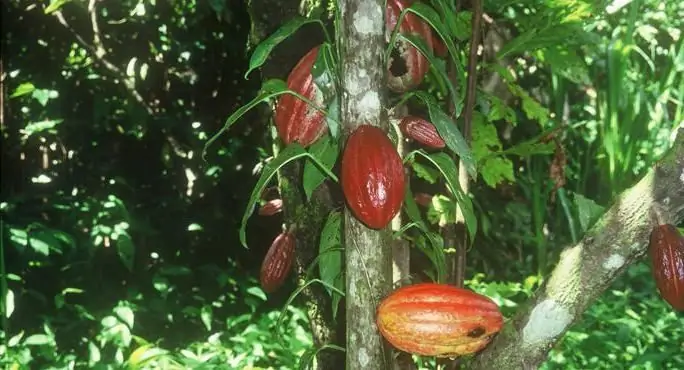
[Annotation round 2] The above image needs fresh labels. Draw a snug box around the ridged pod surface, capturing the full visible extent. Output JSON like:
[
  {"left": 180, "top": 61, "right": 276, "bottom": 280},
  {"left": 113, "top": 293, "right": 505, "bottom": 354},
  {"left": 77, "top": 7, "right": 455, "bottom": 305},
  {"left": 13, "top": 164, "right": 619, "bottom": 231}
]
[
  {"left": 386, "top": 0, "right": 434, "bottom": 92},
  {"left": 260, "top": 232, "right": 295, "bottom": 293},
  {"left": 400, "top": 116, "right": 446, "bottom": 149},
  {"left": 376, "top": 283, "right": 504, "bottom": 357},
  {"left": 649, "top": 224, "right": 684, "bottom": 311},
  {"left": 274, "top": 46, "right": 327, "bottom": 147},
  {"left": 341, "top": 125, "right": 405, "bottom": 229}
]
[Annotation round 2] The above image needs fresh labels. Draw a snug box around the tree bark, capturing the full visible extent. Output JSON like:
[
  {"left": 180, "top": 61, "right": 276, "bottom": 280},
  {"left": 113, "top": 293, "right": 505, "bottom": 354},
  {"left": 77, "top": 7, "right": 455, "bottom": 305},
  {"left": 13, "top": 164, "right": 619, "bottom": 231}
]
[
  {"left": 338, "top": 0, "right": 392, "bottom": 369},
  {"left": 246, "top": 1, "right": 343, "bottom": 369},
  {"left": 471, "top": 127, "right": 684, "bottom": 369}
]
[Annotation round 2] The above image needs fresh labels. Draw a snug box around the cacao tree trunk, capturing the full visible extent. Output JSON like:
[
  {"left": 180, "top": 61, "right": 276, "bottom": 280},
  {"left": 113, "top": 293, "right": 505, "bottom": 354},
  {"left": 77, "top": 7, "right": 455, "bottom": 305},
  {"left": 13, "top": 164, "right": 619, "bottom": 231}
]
[
  {"left": 246, "top": 1, "right": 343, "bottom": 369},
  {"left": 471, "top": 127, "right": 684, "bottom": 369},
  {"left": 338, "top": 0, "right": 393, "bottom": 368}
]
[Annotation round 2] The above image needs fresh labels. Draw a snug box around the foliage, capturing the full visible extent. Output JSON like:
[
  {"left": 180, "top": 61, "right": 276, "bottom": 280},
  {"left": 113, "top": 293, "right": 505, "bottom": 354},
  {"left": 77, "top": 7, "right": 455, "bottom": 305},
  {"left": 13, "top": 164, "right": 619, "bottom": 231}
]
[{"left": 1, "top": 0, "right": 683, "bottom": 368}]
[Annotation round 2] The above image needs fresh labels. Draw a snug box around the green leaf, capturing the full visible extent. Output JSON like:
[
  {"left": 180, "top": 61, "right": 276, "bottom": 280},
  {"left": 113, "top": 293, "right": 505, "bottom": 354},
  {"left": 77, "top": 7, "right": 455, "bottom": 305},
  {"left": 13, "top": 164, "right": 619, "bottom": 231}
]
[
  {"left": 573, "top": 193, "right": 605, "bottom": 233},
  {"left": 480, "top": 157, "right": 515, "bottom": 188},
  {"left": 32, "top": 89, "right": 51, "bottom": 106},
  {"left": 318, "top": 211, "right": 342, "bottom": 296},
  {"left": 200, "top": 305, "right": 213, "bottom": 331},
  {"left": 411, "top": 160, "right": 440, "bottom": 184},
  {"left": 45, "top": 0, "right": 71, "bottom": 14},
  {"left": 5, "top": 289, "right": 14, "bottom": 318},
  {"left": 507, "top": 83, "right": 550, "bottom": 126},
  {"left": 412, "top": 151, "right": 477, "bottom": 241},
  {"left": 303, "top": 134, "right": 339, "bottom": 200},
  {"left": 114, "top": 305, "right": 135, "bottom": 329},
  {"left": 240, "top": 144, "right": 338, "bottom": 247},
  {"left": 246, "top": 286, "right": 267, "bottom": 301},
  {"left": 331, "top": 273, "right": 344, "bottom": 319},
  {"left": 449, "top": 11, "right": 472, "bottom": 41},
  {"left": 245, "top": 17, "right": 321, "bottom": 79},
  {"left": 486, "top": 94, "right": 517, "bottom": 125},
  {"left": 403, "top": 185, "right": 423, "bottom": 226},
  {"left": 399, "top": 33, "right": 461, "bottom": 116},
  {"left": 311, "top": 43, "right": 337, "bottom": 101},
  {"left": 203, "top": 79, "right": 325, "bottom": 160},
  {"left": 24, "top": 334, "right": 52, "bottom": 346},
  {"left": 116, "top": 233, "right": 135, "bottom": 271},
  {"left": 471, "top": 112, "right": 502, "bottom": 161},
  {"left": 405, "top": 2, "right": 467, "bottom": 91},
  {"left": 499, "top": 129, "right": 557, "bottom": 157},
  {"left": 413, "top": 91, "right": 476, "bottom": 178},
  {"left": 10, "top": 82, "right": 35, "bottom": 98},
  {"left": 325, "top": 97, "right": 341, "bottom": 139}
]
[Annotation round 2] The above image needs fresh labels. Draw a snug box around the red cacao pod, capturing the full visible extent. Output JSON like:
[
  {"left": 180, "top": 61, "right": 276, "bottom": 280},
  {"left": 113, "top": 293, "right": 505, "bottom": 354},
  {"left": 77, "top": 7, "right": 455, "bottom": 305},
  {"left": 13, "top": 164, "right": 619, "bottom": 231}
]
[
  {"left": 274, "top": 46, "right": 327, "bottom": 147},
  {"left": 386, "top": 0, "right": 434, "bottom": 92},
  {"left": 400, "top": 116, "right": 446, "bottom": 149},
  {"left": 649, "top": 224, "right": 684, "bottom": 311},
  {"left": 260, "top": 232, "right": 296, "bottom": 293},
  {"left": 258, "top": 199, "right": 283, "bottom": 216},
  {"left": 377, "top": 283, "right": 503, "bottom": 357},
  {"left": 341, "top": 125, "right": 405, "bottom": 229}
]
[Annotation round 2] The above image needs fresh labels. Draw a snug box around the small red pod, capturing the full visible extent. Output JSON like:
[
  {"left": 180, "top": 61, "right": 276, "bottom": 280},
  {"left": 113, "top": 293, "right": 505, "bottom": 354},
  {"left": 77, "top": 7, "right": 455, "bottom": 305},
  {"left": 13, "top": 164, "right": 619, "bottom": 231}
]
[
  {"left": 649, "top": 224, "right": 684, "bottom": 311},
  {"left": 260, "top": 232, "right": 296, "bottom": 293},
  {"left": 400, "top": 116, "right": 446, "bottom": 149}
]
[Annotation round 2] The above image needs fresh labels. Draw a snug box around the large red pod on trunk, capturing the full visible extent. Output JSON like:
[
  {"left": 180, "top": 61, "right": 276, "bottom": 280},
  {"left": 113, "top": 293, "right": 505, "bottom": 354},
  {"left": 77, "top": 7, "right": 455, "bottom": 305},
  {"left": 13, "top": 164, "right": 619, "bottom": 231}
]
[
  {"left": 260, "top": 232, "right": 296, "bottom": 293},
  {"left": 376, "top": 283, "right": 504, "bottom": 357},
  {"left": 341, "top": 125, "right": 405, "bottom": 229},
  {"left": 649, "top": 224, "right": 684, "bottom": 311},
  {"left": 274, "top": 46, "right": 327, "bottom": 147},
  {"left": 386, "top": 0, "right": 434, "bottom": 92}
]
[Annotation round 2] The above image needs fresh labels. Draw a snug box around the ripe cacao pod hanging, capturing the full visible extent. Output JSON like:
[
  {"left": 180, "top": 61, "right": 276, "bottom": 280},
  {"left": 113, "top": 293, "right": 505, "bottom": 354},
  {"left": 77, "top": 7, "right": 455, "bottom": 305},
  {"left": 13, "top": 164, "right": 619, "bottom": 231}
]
[
  {"left": 386, "top": 0, "right": 434, "bottom": 92},
  {"left": 274, "top": 46, "right": 327, "bottom": 147},
  {"left": 376, "top": 283, "right": 504, "bottom": 357},
  {"left": 258, "top": 199, "right": 283, "bottom": 216},
  {"left": 649, "top": 224, "right": 684, "bottom": 311},
  {"left": 260, "top": 231, "right": 296, "bottom": 293},
  {"left": 341, "top": 125, "right": 405, "bottom": 229},
  {"left": 400, "top": 116, "right": 446, "bottom": 149}
]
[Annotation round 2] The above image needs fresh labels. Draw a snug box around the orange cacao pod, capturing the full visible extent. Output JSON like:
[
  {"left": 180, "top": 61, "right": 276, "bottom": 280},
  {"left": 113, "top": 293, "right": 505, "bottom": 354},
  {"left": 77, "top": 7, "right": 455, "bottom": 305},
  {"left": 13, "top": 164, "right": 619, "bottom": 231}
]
[
  {"left": 386, "top": 0, "right": 434, "bottom": 92},
  {"left": 400, "top": 116, "right": 446, "bottom": 149},
  {"left": 274, "top": 46, "right": 327, "bottom": 147},
  {"left": 377, "top": 283, "right": 504, "bottom": 357},
  {"left": 260, "top": 232, "right": 296, "bottom": 293},
  {"left": 649, "top": 224, "right": 684, "bottom": 311},
  {"left": 258, "top": 199, "right": 283, "bottom": 216},
  {"left": 341, "top": 125, "right": 405, "bottom": 229}
]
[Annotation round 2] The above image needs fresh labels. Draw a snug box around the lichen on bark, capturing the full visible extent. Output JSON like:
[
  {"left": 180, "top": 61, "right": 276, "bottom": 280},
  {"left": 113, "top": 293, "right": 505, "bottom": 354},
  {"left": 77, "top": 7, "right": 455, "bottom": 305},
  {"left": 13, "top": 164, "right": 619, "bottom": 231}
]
[
  {"left": 471, "top": 128, "right": 684, "bottom": 369},
  {"left": 339, "top": 0, "right": 393, "bottom": 369}
]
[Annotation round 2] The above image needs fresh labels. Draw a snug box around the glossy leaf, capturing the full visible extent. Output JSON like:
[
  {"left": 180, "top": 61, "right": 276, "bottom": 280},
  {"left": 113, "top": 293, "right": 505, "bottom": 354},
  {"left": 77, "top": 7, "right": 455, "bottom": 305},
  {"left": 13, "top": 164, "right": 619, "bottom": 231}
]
[{"left": 245, "top": 17, "right": 322, "bottom": 79}]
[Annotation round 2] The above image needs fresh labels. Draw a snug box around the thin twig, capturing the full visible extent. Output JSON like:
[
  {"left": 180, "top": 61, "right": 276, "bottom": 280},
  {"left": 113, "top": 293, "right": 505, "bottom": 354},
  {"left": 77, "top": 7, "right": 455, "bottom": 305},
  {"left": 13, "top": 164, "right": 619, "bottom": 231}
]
[
  {"left": 455, "top": 0, "right": 483, "bottom": 287},
  {"left": 53, "top": 6, "right": 154, "bottom": 115}
]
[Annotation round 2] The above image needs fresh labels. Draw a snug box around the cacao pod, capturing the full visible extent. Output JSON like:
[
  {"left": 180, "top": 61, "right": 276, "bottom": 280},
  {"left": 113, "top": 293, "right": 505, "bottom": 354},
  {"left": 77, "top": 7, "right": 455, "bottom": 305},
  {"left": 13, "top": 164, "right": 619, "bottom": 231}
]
[
  {"left": 260, "top": 232, "right": 296, "bottom": 293},
  {"left": 274, "top": 46, "right": 327, "bottom": 147},
  {"left": 376, "top": 283, "right": 504, "bottom": 357},
  {"left": 341, "top": 125, "right": 405, "bottom": 229},
  {"left": 259, "top": 199, "right": 283, "bottom": 216},
  {"left": 649, "top": 224, "right": 684, "bottom": 311},
  {"left": 400, "top": 116, "right": 446, "bottom": 149},
  {"left": 386, "top": 0, "right": 434, "bottom": 92}
]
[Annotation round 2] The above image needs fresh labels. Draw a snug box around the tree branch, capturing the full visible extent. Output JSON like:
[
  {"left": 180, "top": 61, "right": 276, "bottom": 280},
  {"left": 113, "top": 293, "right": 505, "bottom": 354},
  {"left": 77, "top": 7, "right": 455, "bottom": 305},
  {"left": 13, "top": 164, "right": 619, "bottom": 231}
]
[
  {"left": 471, "top": 127, "right": 684, "bottom": 369},
  {"left": 53, "top": 4, "right": 154, "bottom": 115}
]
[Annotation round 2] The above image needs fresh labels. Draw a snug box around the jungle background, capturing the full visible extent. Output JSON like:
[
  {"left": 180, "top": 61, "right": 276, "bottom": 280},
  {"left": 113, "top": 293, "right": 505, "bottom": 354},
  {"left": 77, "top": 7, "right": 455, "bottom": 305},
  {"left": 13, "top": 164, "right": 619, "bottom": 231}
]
[{"left": 1, "top": 0, "right": 683, "bottom": 369}]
